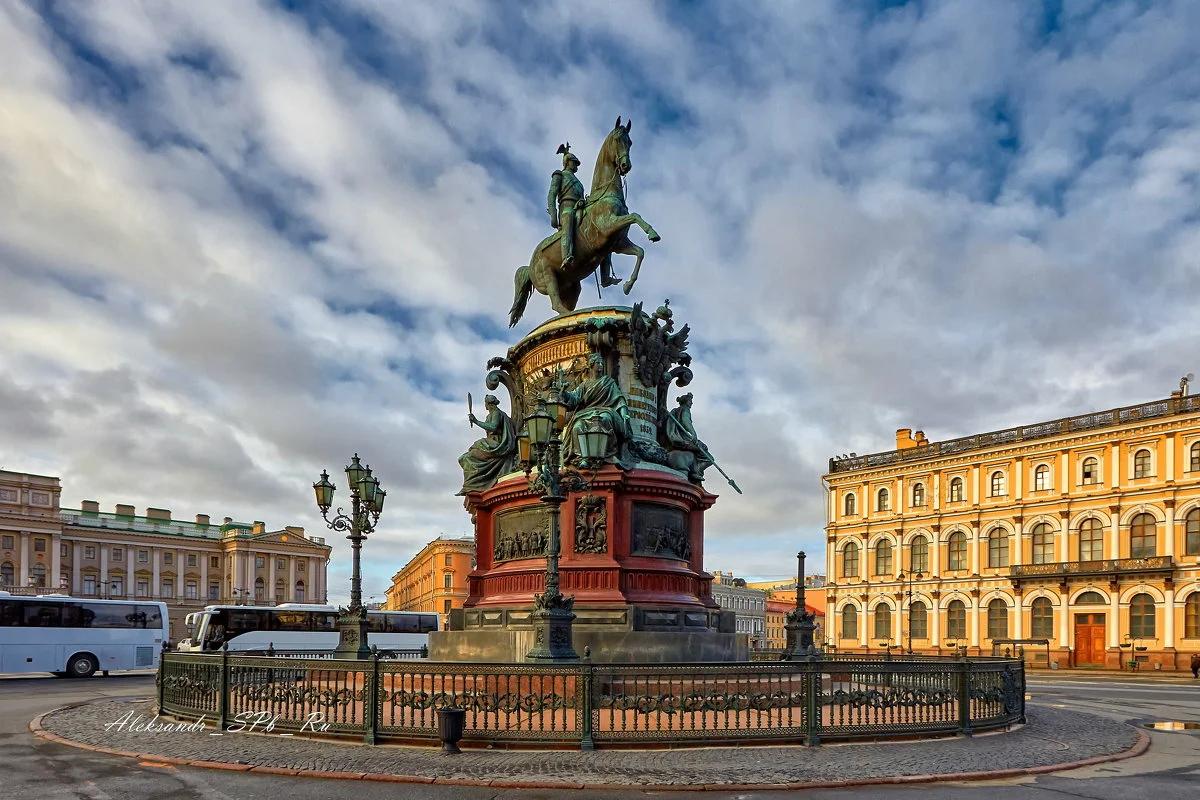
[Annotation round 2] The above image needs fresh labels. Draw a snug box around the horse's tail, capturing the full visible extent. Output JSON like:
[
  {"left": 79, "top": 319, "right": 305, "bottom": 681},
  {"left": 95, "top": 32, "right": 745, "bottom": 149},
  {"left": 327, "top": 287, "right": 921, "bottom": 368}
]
[{"left": 508, "top": 265, "right": 533, "bottom": 327}]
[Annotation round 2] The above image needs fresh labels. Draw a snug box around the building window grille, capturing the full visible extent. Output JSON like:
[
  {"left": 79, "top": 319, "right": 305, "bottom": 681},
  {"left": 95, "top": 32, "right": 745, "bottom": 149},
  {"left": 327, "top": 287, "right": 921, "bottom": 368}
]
[
  {"left": 987, "top": 599, "right": 1008, "bottom": 639},
  {"left": 1130, "top": 513, "right": 1157, "bottom": 558},
  {"left": 1129, "top": 593, "right": 1156, "bottom": 638},
  {"left": 910, "top": 536, "right": 929, "bottom": 573},
  {"left": 987, "top": 530, "right": 1010, "bottom": 568},
  {"left": 911, "top": 483, "right": 925, "bottom": 507},
  {"left": 876, "top": 488, "right": 890, "bottom": 512},
  {"left": 1031, "top": 523, "right": 1055, "bottom": 565},
  {"left": 873, "top": 603, "right": 892, "bottom": 641},
  {"left": 1133, "top": 449, "right": 1152, "bottom": 479},
  {"left": 1034, "top": 465, "right": 1050, "bottom": 491},
  {"left": 0, "top": 562, "right": 12, "bottom": 586},
  {"left": 1186, "top": 508, "right": 1200, "bottom": 556},
  {"left": 1185, "top": 594, "right": 1200, "bottom": 639},
  {"left": 909, "top": 602, "right": 928, "bottom": 639},
  {"left": 843, "top": 493, "right": 856, "bottom": 517},
  {"left": 1081, "top": 457, "right": 1099, "bottom": 484},
  {"left": 1030, "top": 597, "right": 1054, "bottom": 638},
  {"left": 947, "top": 532, "right": 968, "bottom": 570},
  {"left": 842, "top": 542, "right": 860, "bottom": 578},
  {"left": 841, "top": 606, "right": 858, "bottom": 639},
  {"left": 1190, "top": 442, "right": 1200, "bottom": 472},
  {"left": 874, "top": 540, "right": 893, "bottom": 575},
  {"left": 946, "top": 600, "right": 967, "bottom": 639},
  {"left": 948, "top": 477, "right": 964, "bottom": 502},
  {"left": 1079, "top": 518, "right": 1104, "bottom": 561},
  {"left": 990, "top": 471, "right": 1006, "bottom": 497}
]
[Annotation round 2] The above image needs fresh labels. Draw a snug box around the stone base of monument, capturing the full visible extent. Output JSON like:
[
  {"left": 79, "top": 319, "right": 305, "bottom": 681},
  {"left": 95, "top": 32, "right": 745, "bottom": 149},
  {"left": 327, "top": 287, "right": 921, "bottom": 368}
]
[{"left": 430, "top": 626, "right": 747, "bottom": 663}]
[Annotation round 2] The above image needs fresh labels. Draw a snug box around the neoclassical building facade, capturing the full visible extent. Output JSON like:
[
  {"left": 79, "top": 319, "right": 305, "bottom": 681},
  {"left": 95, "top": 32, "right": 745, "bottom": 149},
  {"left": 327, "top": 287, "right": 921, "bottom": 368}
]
[
  {"left": 823, "top": 390, "right": 1200, "bottom": 670},
  {"left": 384, "top": 535, "right": 476, "bottom": 630}
]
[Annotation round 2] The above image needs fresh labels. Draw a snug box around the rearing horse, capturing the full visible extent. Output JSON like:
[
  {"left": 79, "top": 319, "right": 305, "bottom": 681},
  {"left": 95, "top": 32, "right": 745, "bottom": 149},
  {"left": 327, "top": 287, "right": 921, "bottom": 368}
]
[{"left": 509, "top": 117, "right": 660, "bottom": 326}]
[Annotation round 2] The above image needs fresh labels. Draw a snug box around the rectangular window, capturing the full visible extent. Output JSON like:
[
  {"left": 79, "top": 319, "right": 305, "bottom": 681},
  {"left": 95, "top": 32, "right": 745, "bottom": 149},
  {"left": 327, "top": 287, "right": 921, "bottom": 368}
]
[
  {"left": 83, "top": 575, "right": 96, "bottom": 595},
  {"left": 163, "top": 553, "right": 173, "bottom": 566},
  {"left": 187, "top": 554, "right": 196, "bottom": 567},
  {"left": 135, "top": 578, "right": 149, "bottom": 598},
  {"left": 208, "top": 581, "right": 220, "bottom": 601},
  {"left": 255, "top": 556, "right": 265, "bottom": 569},
  {"left": 161, "top": 579, "right": 174, "bottom": 598},
  {"left": 1, "top": 535, "right": 12, "bottom": 550},
  {"left": 444, "top": 599, "right": 452, "bottom": 614},
  {"left": 276, "top": 558, "right": 285, "bottom": 570},
  {"left": 297, "top": 559, "right": 306, "bottom": 570},
  {"left": 137, "top": 550, "right": 148, "bottom": 563},
  {"left": 443, "top": 573, "right": 453, "bottom": 589},
  {"left": 445, "top": 554, "right": 453, "bottom": 566},
  {"left": 83, "top": 546, "right": 95, "bottom": 559},
  {"left": 110, "top": 577, "right": 124, "bottom": 596},
  {"left": 60, "top": 543, "right": 69, "bottom": 558},
  {"left": 34, "top": 538, "right": 46, "bottom": 553},
  {"left": 210, "top": 556, "right": 219, "bottom": 568},
  {"left": 111, "top": 548, "right": 123, "bottom": 562},
  {"left": 185, "top": 580, "right": 198, "bottom": 600}
]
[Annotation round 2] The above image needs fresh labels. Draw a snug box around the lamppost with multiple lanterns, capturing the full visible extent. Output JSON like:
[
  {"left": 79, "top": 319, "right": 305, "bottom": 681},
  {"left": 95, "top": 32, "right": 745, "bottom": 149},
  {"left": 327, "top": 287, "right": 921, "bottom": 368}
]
[
  {"left": 519, "top": 392, "right": 610, "bottom": 663},
  {"left": 897, "top": 569, "right": 924, "bottom": 654},
  {"left": 313, "top": 453, "right": 386, "bottom": 659}
]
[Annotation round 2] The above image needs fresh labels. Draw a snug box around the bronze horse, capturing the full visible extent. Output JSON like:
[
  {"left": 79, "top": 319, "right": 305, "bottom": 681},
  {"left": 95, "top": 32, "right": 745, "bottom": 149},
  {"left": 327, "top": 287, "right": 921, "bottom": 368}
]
[{"left": 509, "top": 117, "right": 661, "bottom": 326}]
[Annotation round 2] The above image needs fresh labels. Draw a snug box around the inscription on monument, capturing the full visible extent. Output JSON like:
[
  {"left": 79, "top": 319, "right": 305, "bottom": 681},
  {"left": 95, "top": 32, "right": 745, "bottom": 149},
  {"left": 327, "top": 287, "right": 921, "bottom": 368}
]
[
  {"left": 628, "top": 383, "right": 658, "bottom": 438},
  {"left": 494, "top": 507, "right": 549, "bottom": 563},
  {"left": 631, "top": 502, "right": 691, "bottom": 560}
]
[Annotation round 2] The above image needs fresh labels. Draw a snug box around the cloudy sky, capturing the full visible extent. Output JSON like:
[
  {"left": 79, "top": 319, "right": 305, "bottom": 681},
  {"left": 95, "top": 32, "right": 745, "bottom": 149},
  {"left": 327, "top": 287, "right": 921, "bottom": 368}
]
[{"left": 2, "top": 1, "right": 1198, "bottom": 601}]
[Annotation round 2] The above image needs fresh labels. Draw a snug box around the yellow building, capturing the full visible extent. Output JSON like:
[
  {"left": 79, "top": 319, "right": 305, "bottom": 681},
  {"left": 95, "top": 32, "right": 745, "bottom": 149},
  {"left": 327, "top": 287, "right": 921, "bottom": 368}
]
[
  {"left": 0, "top": 470, "right": 331, "bottom": 639},
  {"left": 384, "top": 535, "right": 474, "bottom": 629},
  {"left": 824, "top": 389, "right": 1200, "bottom": 670}
]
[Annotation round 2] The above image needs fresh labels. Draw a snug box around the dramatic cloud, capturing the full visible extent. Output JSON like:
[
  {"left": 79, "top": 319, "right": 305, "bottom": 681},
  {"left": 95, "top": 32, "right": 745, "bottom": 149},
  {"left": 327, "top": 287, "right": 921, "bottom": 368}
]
[{"left": 2, "top": 0, "right": 1198, "bottom": 595}]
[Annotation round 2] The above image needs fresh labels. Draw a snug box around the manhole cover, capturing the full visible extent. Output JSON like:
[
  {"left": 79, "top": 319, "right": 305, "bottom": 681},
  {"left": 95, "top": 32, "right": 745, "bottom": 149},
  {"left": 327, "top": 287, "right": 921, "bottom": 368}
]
[{"left": 1143, "top": 722, "right": 1200, "bottom": 732}]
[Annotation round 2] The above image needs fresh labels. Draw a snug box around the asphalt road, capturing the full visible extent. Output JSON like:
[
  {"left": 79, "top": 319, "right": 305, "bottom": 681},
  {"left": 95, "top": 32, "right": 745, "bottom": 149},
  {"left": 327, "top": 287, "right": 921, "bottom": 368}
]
[{"left": 2, "top": 671, "right": 1198, "bottom": 799}]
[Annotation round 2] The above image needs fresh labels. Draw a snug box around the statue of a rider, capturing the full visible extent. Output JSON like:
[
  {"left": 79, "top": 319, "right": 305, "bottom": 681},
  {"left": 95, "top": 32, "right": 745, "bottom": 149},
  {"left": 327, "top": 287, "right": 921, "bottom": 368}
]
[{"left": 547, "top": 143, "right": 620, "bottom": 287}]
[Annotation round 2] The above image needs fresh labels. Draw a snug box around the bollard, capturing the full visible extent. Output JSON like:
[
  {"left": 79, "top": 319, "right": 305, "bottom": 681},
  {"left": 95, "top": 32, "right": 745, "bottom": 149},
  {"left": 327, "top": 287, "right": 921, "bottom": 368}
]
[{"left": 437, "top": 707, "right": 466, "bottom": 754}]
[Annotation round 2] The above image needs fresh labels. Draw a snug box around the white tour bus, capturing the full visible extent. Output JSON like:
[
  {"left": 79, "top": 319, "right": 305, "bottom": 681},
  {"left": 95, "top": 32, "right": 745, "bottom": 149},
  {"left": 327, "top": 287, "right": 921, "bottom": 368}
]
[
  {"left": 177, "top": 604, "right": 438, "bottom": 656},
  {"left": 0, "top": 591, "right": 169, "bottom": 678}
]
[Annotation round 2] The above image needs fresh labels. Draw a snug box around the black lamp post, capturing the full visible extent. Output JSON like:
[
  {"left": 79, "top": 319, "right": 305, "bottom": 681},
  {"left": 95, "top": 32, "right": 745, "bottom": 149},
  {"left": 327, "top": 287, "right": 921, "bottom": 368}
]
[
  {"left": 784, "top": 551, "right": 819, "bottom": 659},
  {"left": 313, "top": 453, "right": 387, "bottom": 659},
  {"left": 520, "top": 396, "right": 609, "bottom": 663},
  {"left": 897, "top": 570, "right": 923, "bottom": 654}
]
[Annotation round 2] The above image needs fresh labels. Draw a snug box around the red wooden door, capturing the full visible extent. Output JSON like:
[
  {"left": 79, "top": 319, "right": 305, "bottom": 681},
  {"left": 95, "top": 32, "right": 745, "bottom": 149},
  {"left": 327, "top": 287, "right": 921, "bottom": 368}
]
[{"left": 1074, "top": 613, "right": 1106, "bottom": 666}]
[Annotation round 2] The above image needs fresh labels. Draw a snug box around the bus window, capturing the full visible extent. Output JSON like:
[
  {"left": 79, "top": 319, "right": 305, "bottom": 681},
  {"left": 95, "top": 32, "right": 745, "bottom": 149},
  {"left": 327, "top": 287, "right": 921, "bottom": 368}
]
[
  {"left": 227, "top": 609, "right": 267, "bottom": 633},
  {"left": 313, "top": 613, "right": 338, "bottom": 632},
  {"left": 420, "top": 614, "right": 439, "bottom": 632},
  {"left": 83, "top": 603, "right": 142, "bottom": 628},
  {"left": 0, "top": 601, "right": 22, "bottom": 626},
  {"left": 24, "top": 603, "right": 62, "bottom": 627},
  {"left": 271, "top": 611, "right": 308, "bottom": 631},
  {"left": 139, "top": 605, "right": 163, "bottom": 629}
]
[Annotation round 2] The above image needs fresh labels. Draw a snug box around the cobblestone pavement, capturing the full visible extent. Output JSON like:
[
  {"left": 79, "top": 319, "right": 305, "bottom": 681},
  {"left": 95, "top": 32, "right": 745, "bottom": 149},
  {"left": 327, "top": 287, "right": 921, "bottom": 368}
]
[{"left": 39, "top": 699, "right": 1137, "bottom": 787}]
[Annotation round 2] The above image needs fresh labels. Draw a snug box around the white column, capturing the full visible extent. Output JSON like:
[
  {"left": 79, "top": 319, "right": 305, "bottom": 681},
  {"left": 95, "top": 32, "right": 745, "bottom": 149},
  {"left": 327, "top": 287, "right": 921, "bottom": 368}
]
[
  {"left": 974, "top": 527, "right": 984, "bottom": 573},
  {"left": 971, "top": 466, "right": 980, "bottom": 505},
  {"left": 895, "top": 599, "right": 903, "bottom": 645},
  {"left": 859, "top": 604, "right": 868, "bottom": 647},
  {"left": 897, "top": 478, "right": 905, "bottom": 512},
  {"left": 1059, "top": 514, "right": 1070, "bottom": 563},
  {"left": 307, "top": 557, "right": 315, "bottom": 602},
  {"left": 931, "top": 602, "right": 941, "bottom": 647},
  {"left": 1166, "top": 436, "right": 1175, "bottom": 482},
  {"left": 200, "top": 551, "right": 209, "bottom": 600},
  {"left": 1111, "top": 444, "right": 1120, "bottom": 488},
  {"left": 1015, "top": 459, "right": 1023, "bottom": 500},
  {"left": 99, "top": 545, "right": 109, "bottom": 591},
  {"left": 1110, "top": 512, "right": 1121, "bottom": 560},
  {"left": 268, "top": 554, "right": 277, "bottom": 604},
  {"left": 288, "top": 558, "right": 297, "bottom": 601},
  {"left": 72, "top": 542, "right": 81, "bottom": 593},
  {"left": 1109, "top": 592, "right": 1120, "bottom": 648},
  {"left": 1013, "top": 595, "right": 1024, "bottom": 639},
  {"left": 1164, "top": 586, "right": 1176, "bottom": 648},
  {"left": 151, "top": 548, "right": 161, "bottom": 598},
  {"left": 51, "top": 533, "right": 61, "bottom": 588},
  {"left": 969, "top": 595, "right": 980, "bottom": 648},
  {"left": 933, "top": 474, "right": 941, "bottom": 511},
  {"left": 18, "top": 533, "right": 29, "bottom": 585},
  {"left": 1061, "top": 453, "right": 1070, "bottom": 495},
  {"left": 1059, "top": 599, "right": 1070, "bottom": 649},
  {"left": 1165, "top": 505, "right": 1176, "bottom": 557},
  {"left": 931, "top": 530, "right": 941, "bottom": 575},
  {"left": 1012, "top": 520, "right": 1024, "bottom": 566}
]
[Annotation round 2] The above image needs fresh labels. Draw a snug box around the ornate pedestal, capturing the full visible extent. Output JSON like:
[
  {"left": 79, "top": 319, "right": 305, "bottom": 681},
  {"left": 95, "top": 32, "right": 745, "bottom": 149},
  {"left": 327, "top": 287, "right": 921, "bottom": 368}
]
[{"left": 433, "top": 305, "right": 744, "bottom": 663}]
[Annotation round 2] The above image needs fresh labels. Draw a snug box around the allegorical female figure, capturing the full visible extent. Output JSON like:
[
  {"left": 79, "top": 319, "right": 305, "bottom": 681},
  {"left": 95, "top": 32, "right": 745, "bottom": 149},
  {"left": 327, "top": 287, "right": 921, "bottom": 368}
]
[{"left": 458, "top": 394, "right": 518, "bottom": 494}]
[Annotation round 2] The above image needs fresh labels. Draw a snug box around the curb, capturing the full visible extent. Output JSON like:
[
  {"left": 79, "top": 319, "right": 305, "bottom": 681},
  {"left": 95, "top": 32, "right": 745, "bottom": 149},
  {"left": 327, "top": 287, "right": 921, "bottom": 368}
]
[{"left": 28, "top": 705, "right": 1151, "bottom": 792}]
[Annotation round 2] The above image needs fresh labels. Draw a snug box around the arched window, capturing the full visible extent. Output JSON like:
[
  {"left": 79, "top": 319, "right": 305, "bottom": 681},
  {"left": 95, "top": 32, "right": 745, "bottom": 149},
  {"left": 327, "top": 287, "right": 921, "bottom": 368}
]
[
  {"left": 294, "top": 580, "right": 306, "bottom": 602},
  {"left": 0, "top": 562, "right": 12, "bottom": 586},
  {"left": 1034, "top": 464, "right": 1050, "bottom": 491},
  {"left": 987, "top": 528, "right": 1010, "bottom": 568},
  {"left": 1130, "top": 513, "right": 1157, "bottom": 558},
  {"left": 1079, "top": 517, "right": 1104, "bottom": 561},
  {"left": 1191, "top": 442, "right": 1200, "bottom": 473},
  {"left": 910, "top": 536, "right": 929, "bottom": 573},
  {"left": 949, "top": 477, "right": 964, "bottom": 502},
  {"left": 1129, "top": 593, "right": 1156, "bottom": 638},
  {"left": 1186, "top": 508, "right": 1200, "bottom": 556},
  {"left": 874, "top": 540, "right": 893, "bottom": 575},
  {"left": 990, "top": 471, "right": 1006, "bottom": 497},
  {"left": 876, "top": 487, "right": 890, "bottom": 512},
  {"left": 841, "top": 605, "right": 858, "bottom": 640},
  {"left": 947, "top": 531, "right": 968, "bottom": 570},
  {"left": 1081, "top": 456, "right": 1099, "bottom": 485},
  {"left": 30, "top": 564, "right": 46, "bottom": 587},
  {"left": 1031, "top": 597, "right": 1054, "bottom": 638},
  {"left": 909, "top": 601, "right": 928, "bottom": 639},
  {"left": 873, "top": 602, "right": 892, "bottom": 641},
  {"left": 912, "top": 483, "right": 925, "bottom": 507},
  {"left": 842, "top": 542, "right": 860, "bottom": 578},
  {"left": 1133, "top": 449, "right": 1152, "bottom": 479},
  {"left": 844, "top": 493, "right": 856, "bottom": 517},
  {"left": 254, "top": 576, "right": 265, "bottom": 601},
  {"left": 275, "top": 578, "right": 285, "bottom": 602},
  {"left": 946, "top": 600, "right": 967, "bottom": 639},
  {"left": 1032, "top": 523, "right": 1055, "bottom": 565},
  {"left": 987, "top": 598, "right": 1009, "bottom": 639},
  {"left": 1186, "top": 594, "right": 1200, "bottom": 639},
  {"left": 1075, "top": 590, "right": 1106, "bottom": 605}
]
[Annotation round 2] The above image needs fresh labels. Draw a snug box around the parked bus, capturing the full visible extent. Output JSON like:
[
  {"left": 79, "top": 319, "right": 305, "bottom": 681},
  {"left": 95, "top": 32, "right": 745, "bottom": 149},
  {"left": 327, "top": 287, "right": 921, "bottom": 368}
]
[
  {"left": 177, "top": 604, "right": 438, "bottom": 656},
  {"left": 0, "top": 591, "right": 169, "bottom": 678}
]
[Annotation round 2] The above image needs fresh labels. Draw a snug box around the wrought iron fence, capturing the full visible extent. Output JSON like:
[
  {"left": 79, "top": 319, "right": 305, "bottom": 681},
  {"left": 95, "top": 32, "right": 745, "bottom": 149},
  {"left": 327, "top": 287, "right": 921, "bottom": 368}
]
[{"left": 158, "top": 650, "right": 1024, "bottom": 749}]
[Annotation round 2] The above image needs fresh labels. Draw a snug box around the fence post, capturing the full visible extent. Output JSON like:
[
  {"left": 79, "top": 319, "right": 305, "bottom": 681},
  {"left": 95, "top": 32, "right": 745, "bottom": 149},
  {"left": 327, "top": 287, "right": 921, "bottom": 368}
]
[
  {"left": 805, "top": 657, "right": 821, "bottom": 747},
  {"left": 957, "top": 658, "right": 973, "bottom": 737},
  {"left": 579, "top": 647, "right": 595, "bottom": 751},
  {"left": 217, "top": 643, "right": 229, "bottom": 731},
  {"left": 157, "top": 652, "right": 167, "bottom": 715},
  {"left": 364, "top": 646, "right": 379, "bottom": 745}
]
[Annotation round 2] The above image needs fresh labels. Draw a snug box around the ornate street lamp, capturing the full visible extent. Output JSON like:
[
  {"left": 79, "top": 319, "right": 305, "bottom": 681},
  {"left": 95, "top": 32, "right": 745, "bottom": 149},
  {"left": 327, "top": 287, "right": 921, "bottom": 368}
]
[
  {"left": 897, "top": 570, "right": 923, "bottom": 654},
  {"left": 520, "top": 398, "right": 609, "bottom": 663},
  {"left": 313, "top": 453, "right": 385, "bottom": 659},
  {"left": 784, "top": 551, "right": 820, "bottom": 660}
]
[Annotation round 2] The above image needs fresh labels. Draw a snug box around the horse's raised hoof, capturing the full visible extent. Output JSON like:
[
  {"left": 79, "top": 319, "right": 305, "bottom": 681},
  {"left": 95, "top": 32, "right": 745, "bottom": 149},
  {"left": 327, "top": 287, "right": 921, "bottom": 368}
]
[
  {"left": 622, "top": 280, "right": 635, "bottom": 295},
  {"left": 602, "top": 275, "right": 622, "bottom": 287},
  {"left": 647, "top": 230, "right": 661, "bottom": 242}
]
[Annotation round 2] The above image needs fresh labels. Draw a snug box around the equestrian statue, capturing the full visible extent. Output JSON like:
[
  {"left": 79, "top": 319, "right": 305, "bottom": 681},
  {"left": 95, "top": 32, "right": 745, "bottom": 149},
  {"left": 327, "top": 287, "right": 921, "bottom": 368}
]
[{"left": 509, "top": 117, "right": 661, "bottom": 326}]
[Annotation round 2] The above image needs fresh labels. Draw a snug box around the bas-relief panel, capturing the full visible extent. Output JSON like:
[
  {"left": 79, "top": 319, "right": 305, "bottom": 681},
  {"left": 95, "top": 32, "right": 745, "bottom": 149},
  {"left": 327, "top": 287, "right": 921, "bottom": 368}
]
[
  {"left": 631, "top": 502, "right": 690, "bottom": 560},
  {"left": 493, "top": 507, "right": 550, "bottom": 563}
]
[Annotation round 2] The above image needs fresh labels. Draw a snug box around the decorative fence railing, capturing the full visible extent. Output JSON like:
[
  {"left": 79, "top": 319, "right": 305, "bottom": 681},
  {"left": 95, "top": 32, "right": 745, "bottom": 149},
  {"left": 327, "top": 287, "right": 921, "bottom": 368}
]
[{"left": 158, "top": 651, "right": 1025, "bottom": 749}]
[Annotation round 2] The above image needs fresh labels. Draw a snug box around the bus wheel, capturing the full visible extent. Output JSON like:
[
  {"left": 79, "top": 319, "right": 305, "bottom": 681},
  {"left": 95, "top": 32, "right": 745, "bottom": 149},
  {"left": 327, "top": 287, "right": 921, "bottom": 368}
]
[{"left": 66, "top": 653, "right": 98, "bottom": 679}]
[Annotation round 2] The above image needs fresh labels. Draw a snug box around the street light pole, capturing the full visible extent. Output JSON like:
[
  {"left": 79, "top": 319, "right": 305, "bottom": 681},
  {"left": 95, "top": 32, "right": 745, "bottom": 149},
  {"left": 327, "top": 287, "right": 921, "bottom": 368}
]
[
  {"left": 314, "top": 454, "right": 387, "bottom": 659},
  {"left": 897, "top": 570, "right": 923, "bottom": 654},
  {"left": 785, "top": 551, "right": 819, "bottom": 659}
]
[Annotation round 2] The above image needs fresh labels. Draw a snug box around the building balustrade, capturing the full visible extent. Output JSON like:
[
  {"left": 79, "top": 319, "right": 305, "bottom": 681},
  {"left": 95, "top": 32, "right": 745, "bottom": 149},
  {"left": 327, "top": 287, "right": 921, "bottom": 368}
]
[{"left": 1009, "top": 555, "right": 1174, "bottom": 580}]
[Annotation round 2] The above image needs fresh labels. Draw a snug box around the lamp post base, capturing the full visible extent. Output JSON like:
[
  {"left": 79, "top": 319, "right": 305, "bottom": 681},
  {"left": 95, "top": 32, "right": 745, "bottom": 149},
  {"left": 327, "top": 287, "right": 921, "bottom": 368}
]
[
  {"left": 525, "top": 607, "right": 579, "bottom": 663},
  {"left": 334, "top": 608, "right": 371, "bottom": 659},
  {"left": 783, "top": 616, "right": 819, "bottom": 660}
]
